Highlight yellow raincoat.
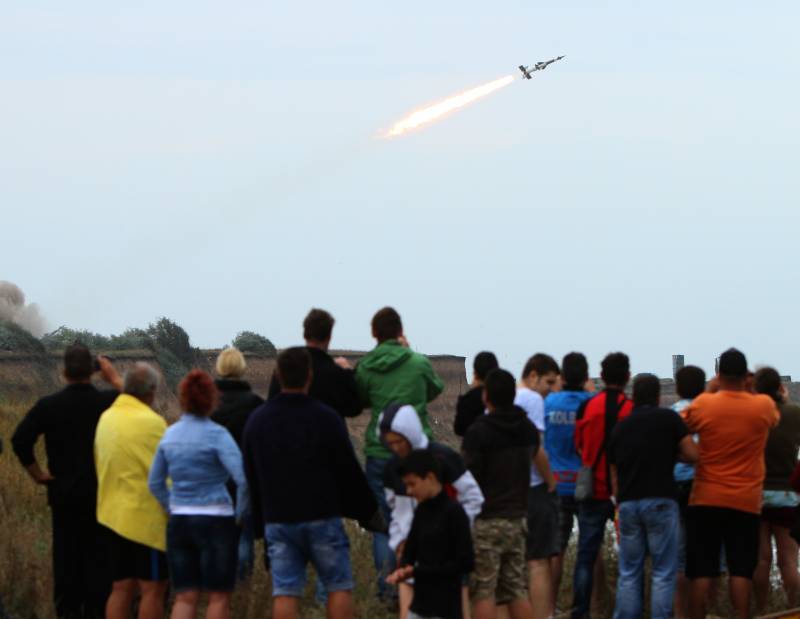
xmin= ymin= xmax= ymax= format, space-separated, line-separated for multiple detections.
xmin=95 ymin=394 xmax=168 ymax=551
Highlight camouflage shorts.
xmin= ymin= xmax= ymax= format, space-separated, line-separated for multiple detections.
xmin=470 ymin=517 xmax=529 ymax=604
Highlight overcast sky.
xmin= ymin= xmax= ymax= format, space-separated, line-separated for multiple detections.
xmin=2 ymin=1 xmax=799 ymax=379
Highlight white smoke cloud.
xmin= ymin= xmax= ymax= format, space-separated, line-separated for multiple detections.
xmin=0 ymin=281 xmax=47 ymax=337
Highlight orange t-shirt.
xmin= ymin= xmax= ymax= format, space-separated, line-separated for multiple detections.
xmin=684 ymin=390 xmax=779 ymax=514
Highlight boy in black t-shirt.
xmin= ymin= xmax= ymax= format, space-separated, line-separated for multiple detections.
xmin=387 ymin=450 xmax=474 ymax=619
xmin=607 ymin=374 xmax=698 ymax=619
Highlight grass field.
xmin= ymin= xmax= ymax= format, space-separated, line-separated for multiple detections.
xmin=0 ymin=399 xmax=793 ymax=618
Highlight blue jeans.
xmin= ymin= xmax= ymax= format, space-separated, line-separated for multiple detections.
xmin=265 ymin=518 xmax=353 ymax=598
xmin=613 ymin=499 xmax=679 ymax=619
xmin=365 ymin=456 xmax=395 ymax=599
xmin=572 ymin=499 xmax=615 ymax=619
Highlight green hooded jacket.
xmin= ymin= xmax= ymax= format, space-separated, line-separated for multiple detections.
xmin=355 ymin=340 xmax=445 ymax=459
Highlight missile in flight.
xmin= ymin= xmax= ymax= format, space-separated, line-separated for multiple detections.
xmin=519 ymin=55 xmax=565 ymax=79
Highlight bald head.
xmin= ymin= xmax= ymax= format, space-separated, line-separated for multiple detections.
xmin=123 ymin=362 xmax=160 ymax=405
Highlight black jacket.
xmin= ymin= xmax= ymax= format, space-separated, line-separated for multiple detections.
xmin=211 ymin=379 xmax=264 ymax=447
xmin=268 ymin=346 xmax=361 ymax=419
xmin=242 ymin=393 xmax=383 ymax=530
xmin=462 ymin=405 xmax=538 ymax=519
xmin=454 ymin=386 xmax=484 ymax=437
xmin=12 ymin=384 xmax=118 ymax=506
xmin=402 ymin=491 xmax=474 ymax=619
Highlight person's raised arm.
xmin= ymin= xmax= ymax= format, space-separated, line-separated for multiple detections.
xmin=97 ymin=356 xmax=123 ymax=391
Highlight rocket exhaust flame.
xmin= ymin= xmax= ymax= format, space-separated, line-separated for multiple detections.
xmin=383 ymin=74 xmax=516 ymax=138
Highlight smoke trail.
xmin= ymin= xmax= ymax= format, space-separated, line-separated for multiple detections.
xmin=0 ymin=281 xmax=47 ymax=336
xmin=383 ymin=74 xmax=516 ymax=138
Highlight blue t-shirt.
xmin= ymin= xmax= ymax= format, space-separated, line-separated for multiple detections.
xmin=544 ymin=389 xmax=594 ymax=497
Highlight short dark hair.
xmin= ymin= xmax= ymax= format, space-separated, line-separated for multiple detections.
xmin=397 ymin=449 xmax=442 ymax=482
xmin=562 ymin=352 xmax=589 ymax=389
xmin=473 ymin=351 xmax=499 ymax=381
xmin=632 ymin=373 xmax=660 ymax=407
xmin=371 ymin=307 xmax=403 ymax=343
xmin=64 ymin=343 xmax=93 ymax=381
xmin=303 ymin=308 xmax=335 ymax=342
xmin=179 ymin=369 xmax=218 ymax=416
xmin=675 ymin=365 xmax=706 ymax=400
xmin=277 ymin=347 xmax=311 ymax=389
xmin=718 ymin=348 xmax=748 ymax=379
xmin=601 ymin=352 xmax=630 ymax=387
xmin=521 ymin=353 xmax=560 ymax=379
xmin=754 ymin=367 xmax=783 ymax=403
xmin=484 ymin=368 xmax=516 ymax=409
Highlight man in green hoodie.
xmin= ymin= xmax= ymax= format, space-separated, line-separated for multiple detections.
xmin=355 ymin=306 xmax=444 ymax=599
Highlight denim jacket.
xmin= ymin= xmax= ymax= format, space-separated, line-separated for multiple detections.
xmin=148 ymin=414 xmax=249 ymax=520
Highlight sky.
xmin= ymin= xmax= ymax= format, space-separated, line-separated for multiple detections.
xmin=2 ymin=1 xmax=799 ymax=379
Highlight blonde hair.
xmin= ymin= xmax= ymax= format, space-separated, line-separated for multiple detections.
xmin=216 ymin=347 xmax=247 ymax=378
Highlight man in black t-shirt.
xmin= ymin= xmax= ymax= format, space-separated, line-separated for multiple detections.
xmin=12 ymin=344 xmax=123 ymax=619
xmin=607 ymin=374 xmax=698 ymax=619
xmin=267 ymin=308 xmax=361 ymax=419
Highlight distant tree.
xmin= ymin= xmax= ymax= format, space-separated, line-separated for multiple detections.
xmin=0 ymin=320 xmax=46 ymax=353
xmin=147 ymin=317 xmax=196 ymax=365
xmin=232 ymin=331 xmax=277 ymax=355
xmin=109 ymin=328 xmax=153 ymax=351
xmin=40 ymin=326 xmax=112 ymax=351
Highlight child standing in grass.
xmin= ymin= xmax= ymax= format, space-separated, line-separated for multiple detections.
xmin=387 ymin=450 xmax=474 ymax=619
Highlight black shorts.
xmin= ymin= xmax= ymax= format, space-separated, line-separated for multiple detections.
xmin=557 ymin=495 xmax=578 ymax=552
xmin=167 ymin=515 xmax=239 ymax=592
xmin=685 ymin=506 xmax=759 ymax=579
xmin=761 ymin=506 xmax=797 ymax=529
xmin=526 ymin=484 xmax=561 ymax=560
xmin=104 ymin=526 xmax=169 ymax=583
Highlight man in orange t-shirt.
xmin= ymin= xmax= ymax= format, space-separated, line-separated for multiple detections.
xmin=683 ymin=348 xmax=779 ymax=619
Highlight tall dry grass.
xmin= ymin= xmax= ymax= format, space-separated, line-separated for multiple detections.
xmin=0 ymin=401 xmax=392 ymax=619
xmin=0 ymin=399 xmax=793 ymax=618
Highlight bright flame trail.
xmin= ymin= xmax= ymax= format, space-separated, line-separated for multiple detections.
xmin=383 ymin=74 xmax=516 ymax=138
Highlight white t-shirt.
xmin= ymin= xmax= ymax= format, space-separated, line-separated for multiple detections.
xmin=515 ymin=387 xmax=545 ymax=487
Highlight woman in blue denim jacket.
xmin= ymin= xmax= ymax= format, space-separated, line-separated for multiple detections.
xmin=148 ymin=370 xmax=249 ymax=619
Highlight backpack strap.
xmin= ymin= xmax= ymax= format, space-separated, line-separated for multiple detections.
xmin=588 ymin=390 xmax=627 ymax=472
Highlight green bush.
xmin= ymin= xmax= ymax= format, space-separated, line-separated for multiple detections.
xmin=40 ymin=326 xmax=112 ymax=351
xmin=0 ymin=320 xmax=46 ymax=353
xmin=109 ymin=328 xmax=153 ymax=351
xmin=147 ymin=318 xmax=196 ymax=365
xmin=232 ymin=331 xmax=277 ymax=355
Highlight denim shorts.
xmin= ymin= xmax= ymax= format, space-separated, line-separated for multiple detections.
xmin=265 ymin=518 xmax=353 ymax=597
xmin=167 ymin=515 xmax=238 ymax=592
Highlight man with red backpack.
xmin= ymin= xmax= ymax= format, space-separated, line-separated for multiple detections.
xmin=571 ymin=352 xmax=633 ymax=619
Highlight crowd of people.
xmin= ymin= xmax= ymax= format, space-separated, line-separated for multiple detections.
xmin=8 ymin=306 xmax=800 ymax=619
